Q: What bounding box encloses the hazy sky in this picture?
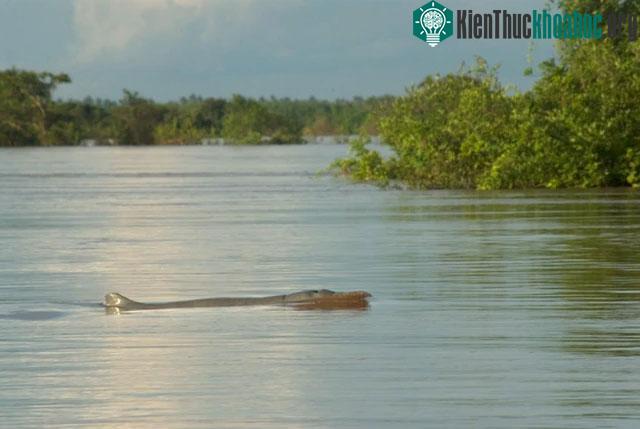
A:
[0,0,556,101]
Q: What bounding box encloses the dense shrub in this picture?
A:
[333,1,640,189]
[0,73,387,146]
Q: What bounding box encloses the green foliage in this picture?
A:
[154,116,207,145]
[47,98,118,145]
[333,60,521,189]
[331,137,392,185]
[0,69,70,145]
[0,69,384,146]
[382,60,516,189]
[499,39,640,188]
[194,97,226,135]
[259,96,393,136]
[111,90,166,145]
[557,0,639,16]
[222,95,303,145]
[626,146,640,187]
[222,95,271,144]
[333,0,640,190]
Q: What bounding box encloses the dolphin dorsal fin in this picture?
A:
[103,292,140,308]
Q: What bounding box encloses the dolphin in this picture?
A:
[103,289,372,312]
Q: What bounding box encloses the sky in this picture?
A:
[0,0,556,101]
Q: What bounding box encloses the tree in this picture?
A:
[0,69,70,146]
[222,95,269,144]
[333,1,640,189]
[222,95,303,144]
[195,98,226,135]
[111,90,165,145]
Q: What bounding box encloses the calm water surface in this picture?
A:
[0,145,639,428]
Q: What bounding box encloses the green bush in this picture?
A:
[332,60,519,189]
[0,69,70,146]
[222,95,303,145]
[331,137,392,185]
[333,9,640,190]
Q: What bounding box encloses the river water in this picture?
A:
[0,145,639,428]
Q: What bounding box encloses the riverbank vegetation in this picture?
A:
[0,71,391,146]
[2,1,638,189]
[333,0,640,189]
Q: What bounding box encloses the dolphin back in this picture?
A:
[102,289,371,311]
[103,292,142,309]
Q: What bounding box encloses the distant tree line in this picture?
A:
[0,71,392,146]
[333,0,640,189]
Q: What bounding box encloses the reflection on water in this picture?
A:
[0,146,639,428]
[0,310,67,321]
